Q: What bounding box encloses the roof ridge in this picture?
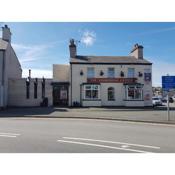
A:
[77,55,135,58]
[71,55,152,64]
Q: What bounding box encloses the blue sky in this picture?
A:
[1,22,175,86]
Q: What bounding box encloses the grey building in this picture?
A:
[0,25,52,109]
[0,25,22,108]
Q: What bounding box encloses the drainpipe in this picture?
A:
[0,50,5,108]
[70,63,72,106]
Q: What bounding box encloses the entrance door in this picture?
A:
[53,84,69,106]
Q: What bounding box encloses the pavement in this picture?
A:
[0,103,175,124]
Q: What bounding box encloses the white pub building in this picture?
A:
[53,40,152,107]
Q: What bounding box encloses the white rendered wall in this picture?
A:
[71,63,152,107]
[82,100,101,107]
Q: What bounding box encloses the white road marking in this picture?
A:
[0,132,20,136]
[57,139,152,153]
[0,132,20,138]
[63,137,160,149]
[121,145,129,148]
[0,134,17,138]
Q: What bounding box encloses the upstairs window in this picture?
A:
[128,68,135,78]
[108,68,115,78]
[87,67,95,78]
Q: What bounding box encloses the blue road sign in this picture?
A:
[162,76,175,91]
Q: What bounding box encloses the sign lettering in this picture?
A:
[87,78,137,83]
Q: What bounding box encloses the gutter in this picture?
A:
[0,50,5,108]
[2,50,5,86]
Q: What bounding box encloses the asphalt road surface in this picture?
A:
[0,117,174,153]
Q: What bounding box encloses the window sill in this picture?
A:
[82,99,101,101]
[123,99,144,101]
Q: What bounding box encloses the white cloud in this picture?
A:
[12,43,54,63]
[12,43,32,50]
[81,30,96,47]
[22,68,52,78]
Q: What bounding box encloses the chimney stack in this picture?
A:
[130,43,144,59]
[69,39,77,58]
[2,25,11,43]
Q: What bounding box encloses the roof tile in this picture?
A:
[70,55,152,64]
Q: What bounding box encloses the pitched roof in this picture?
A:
[70,55,152,65]
[0,38,8,50]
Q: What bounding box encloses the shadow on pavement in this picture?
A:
[0,107,68,117]
[91,106,175,112]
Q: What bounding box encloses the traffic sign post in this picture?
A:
[162,76,175,121]
[167,94,170,121]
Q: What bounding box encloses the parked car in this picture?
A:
[162,97,174,103]
[152,97,162,106]
[169,97,174,103]
[172,95,175,101]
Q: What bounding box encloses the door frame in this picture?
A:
[52,82,69,107]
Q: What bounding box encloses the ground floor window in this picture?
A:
[108,87,115,101]
[84,84,100,100]
[125,84,143,100]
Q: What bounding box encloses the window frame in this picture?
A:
[108,87,115,101]
[108,67,115,78]
[127,68,135,78]
[84,84,100,100]
[87,67,95,78]
[125,85,143,101]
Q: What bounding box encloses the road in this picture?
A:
[0,117,174,153]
